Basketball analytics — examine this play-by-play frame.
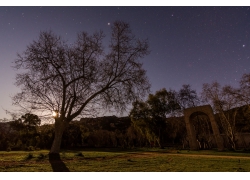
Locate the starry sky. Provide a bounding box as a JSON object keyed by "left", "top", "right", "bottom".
{"left": 1, "top": 6, "right": 250, "bottom": 119}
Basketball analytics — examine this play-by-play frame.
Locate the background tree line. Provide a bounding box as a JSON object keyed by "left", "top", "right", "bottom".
{"left": 130, "top": 73, "right": 250, "bottom": 151}
{"left": 0, "top": 114, "right": 186, "bottom": 151}
{"left": 2, "top": 73, "right": 250, "bottom": 151}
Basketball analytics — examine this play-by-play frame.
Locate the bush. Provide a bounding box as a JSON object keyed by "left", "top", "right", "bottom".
{"left": 75, "top": 152, "right": 84, "bottom": 157}
{"left": 6, "top": 147, "right": 11, "bottom": 152}
{"left": 27, "top": 146, "right": 34, "bottom": 151}
{"left": 38, "top": 153, "right": 46, "bottom": 160}
{"left": 26, "top": 153, "right": 33, "bottom": 160}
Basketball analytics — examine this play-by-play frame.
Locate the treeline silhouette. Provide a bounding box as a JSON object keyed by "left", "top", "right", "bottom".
{"left": 1, "top": 106, "right": 250, "bottom": 151}
{"left": 0, "top": 115, "right": 186, "bottom": 151}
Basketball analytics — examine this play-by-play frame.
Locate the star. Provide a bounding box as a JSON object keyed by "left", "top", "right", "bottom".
{"left": 107, "top": 22, "right": 110, "bottom": 26}
{"left": 243, "top": 44, "right": 246, "bottom": 47}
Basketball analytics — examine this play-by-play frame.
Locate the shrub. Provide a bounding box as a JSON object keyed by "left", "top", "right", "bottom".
{"left": 38, "top": 153, "right": 46, "bottom": 160}
{"left": 27, "top": 146, "right": 34, "bottom": 151}
{"left": 6, "top": 147, "right": 11, "bottom": 152}
{"left": 26, "top": 153, "right": 33, "bottom": 160}
{"left": 75, "top": 152, "right": 84, "bottom": 157}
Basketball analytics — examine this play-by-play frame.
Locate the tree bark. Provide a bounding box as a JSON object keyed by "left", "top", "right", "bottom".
{"left": 156, "top": 138, "right": 163, "bottom": 149}
{"left": 50, "top": 118, "right": 68, "bottom": 154}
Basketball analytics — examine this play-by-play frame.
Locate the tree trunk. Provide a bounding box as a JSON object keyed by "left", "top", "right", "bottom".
{"left": 228, "top": 133, "right": 236, "bottom": 151}
{"left": 50, "top": 118, "right": 68, "bottom": 154}
{"left": 156, "top": 138, "right": 164, "bottom": 149}
{"left": 157, "top": 129, "right": 164, "bottom": 149}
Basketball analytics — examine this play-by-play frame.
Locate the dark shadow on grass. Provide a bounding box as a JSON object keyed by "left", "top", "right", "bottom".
{"left": 49, "top": 153, "right": 70, "bottom": 172}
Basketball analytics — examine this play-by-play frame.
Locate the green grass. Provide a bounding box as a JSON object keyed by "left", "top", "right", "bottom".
{"left": 0, "top": 148, "right": 250, "bottom": 172}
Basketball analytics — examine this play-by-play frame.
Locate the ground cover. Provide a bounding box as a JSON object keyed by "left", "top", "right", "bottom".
{"left": 0, "top": 148, "right": 250, "bottom": 172}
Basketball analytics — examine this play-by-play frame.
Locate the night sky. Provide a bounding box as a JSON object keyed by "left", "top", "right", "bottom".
{"left": 1, "top": 6, "right": 250, "bottom": 119}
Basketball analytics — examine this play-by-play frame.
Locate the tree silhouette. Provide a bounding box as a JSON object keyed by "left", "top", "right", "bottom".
{"left": 177, "top": 84, "right": 200, "bottom": 110}
{"left": 12, "top": 21, "right": 150, "bottom": 154}
{"left": 201, "top": 82, "right": 240, "bottom": 150}
{"left": 130, "top": 88, "right": 180, "bottom": 148}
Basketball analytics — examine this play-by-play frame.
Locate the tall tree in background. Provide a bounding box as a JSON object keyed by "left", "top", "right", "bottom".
{"left": 12, "top": 21, "right": 150, "bottom": 154}
{"left": 239, "top": 73, "right": 250, "bottom": 106}
{"left": 201, "top": 82, "right": 240, "bottom": 150}
{"left": 130, "top": 88, "right": 180, "bottom": 148}
{"left": 177, "top": 84, "right": 200, "bottom": 110}
{"left": 227, "top": 73, "right": 250, "bottom": 108}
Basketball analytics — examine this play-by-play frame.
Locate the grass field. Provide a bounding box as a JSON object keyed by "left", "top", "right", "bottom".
{"left": 0, "top": 148, "right": 250, "bottom": 172}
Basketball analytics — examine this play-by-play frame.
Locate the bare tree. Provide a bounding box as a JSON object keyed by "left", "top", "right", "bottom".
{"left": 12, "top": 21, "right": 150, "bottom": 154}
{"left": 239, "top": 73, "right": 250, "bottom": 104}
{"left": 201, "top": 82, "right": 240, "bottom": 150}
{"left": 228, "top": 73, "right": 250, "bottom": 108}
{"left": 177, "top": 84, "right": 200, "bottom": 110}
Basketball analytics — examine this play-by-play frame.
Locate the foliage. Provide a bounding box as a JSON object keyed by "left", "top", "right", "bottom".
{"left": 25, "top": 153, "right": 34, "bottom": 160}
{"left": 166, "top": 116, "right": 187, "bottom": 146}
{"left": 235, "top": 105, "right": 250, "bottom": 133}
{"left": 38, "top": 153, "right": 46, "bottom": 160}
{"left": 130, "top": 88, "right": 181, "bottom": 148}
{"left": 6, "top": 113, "right": 41, "bottom": 151}
{"left": 177, "top": 84, "right": 200, "bottom": 110}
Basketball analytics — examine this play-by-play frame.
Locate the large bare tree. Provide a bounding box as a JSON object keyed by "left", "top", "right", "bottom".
{"left": 177, "top": 84, "right": 200, "bottom": 110}
{"left": 201, "top": 82, "right": 241, "bottom": 150}
{"left": 12, "top": 21, "right": 150, "bottom": 154}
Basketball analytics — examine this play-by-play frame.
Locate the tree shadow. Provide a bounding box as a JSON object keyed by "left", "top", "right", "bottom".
{"left": 49, "top": 153, "right": 70, "bottom": 172}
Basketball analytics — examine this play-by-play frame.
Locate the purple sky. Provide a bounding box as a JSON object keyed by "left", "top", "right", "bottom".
{"left": 1, "top": 5, "right": 250, "bottom": 119}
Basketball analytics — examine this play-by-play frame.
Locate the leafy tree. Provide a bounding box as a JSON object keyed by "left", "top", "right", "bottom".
{"left": 12, "top": 21, "right": 150, "bottom": 154}
{"left": 166, "top": 116, "right": 187, "bottom": 146}
{"left": 38, "top": 124, "right": 54, "bottom": 149}
{"left": 79, "top": 125, "right": 90, "bottom": 146}
{"left": 130, "top": 88, "right": 180, "bottom": 148}
{"left": 0, "top": 122, "right": 12, "bottom": 150}
{"left": 10, "top": 113, "right": 41, "bottom": 149}
{"left": 18, "top": 113, "right": 41, "bottom": 132}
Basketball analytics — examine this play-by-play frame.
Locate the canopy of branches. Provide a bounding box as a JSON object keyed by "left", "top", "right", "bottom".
{"left": 13, "top": 21, "right": 150, "bottom": 122}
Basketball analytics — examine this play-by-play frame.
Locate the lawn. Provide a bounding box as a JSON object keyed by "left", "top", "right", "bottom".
{"left": 0, "top": 148, "right": 250, "bottom": 172}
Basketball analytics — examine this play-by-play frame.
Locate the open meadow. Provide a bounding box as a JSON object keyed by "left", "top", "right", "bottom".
{"left": 0, "top": 148, "right": 250, "bottom": 172}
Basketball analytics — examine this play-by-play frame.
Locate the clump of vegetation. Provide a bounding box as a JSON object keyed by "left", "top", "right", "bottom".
{"left": 6, "top": 147, "right": 11, "bottom": 152}
{"left": 25, "top": 153, "right": 34, "bottom": 160}
{"left": 37, "top": 153, "right": 46, "bottom": 160}
{"left": 75, "top": 152, "right": 84, "bottom": 157}
{"left": 27, "top": 146, "right": 34, "bottom": 151}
